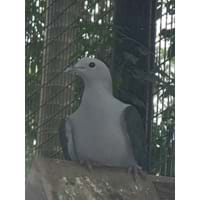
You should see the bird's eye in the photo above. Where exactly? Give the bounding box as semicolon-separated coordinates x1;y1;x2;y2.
89;62;96;68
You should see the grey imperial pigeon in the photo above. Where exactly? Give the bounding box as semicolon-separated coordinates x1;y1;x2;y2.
59;57;146;177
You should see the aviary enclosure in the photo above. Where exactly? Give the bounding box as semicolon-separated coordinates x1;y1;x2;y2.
26;0;175;178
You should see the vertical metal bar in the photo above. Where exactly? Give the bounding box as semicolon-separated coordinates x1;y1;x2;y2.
156;0;163;175
169;0;175;176
146;0;156;173
37;0;51;156
163;1;169;175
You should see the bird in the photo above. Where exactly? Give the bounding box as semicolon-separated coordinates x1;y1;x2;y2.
59;57;146;178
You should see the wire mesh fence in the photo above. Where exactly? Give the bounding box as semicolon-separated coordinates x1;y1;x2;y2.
26;0;175;177
26;0;114;172
149;0;175;176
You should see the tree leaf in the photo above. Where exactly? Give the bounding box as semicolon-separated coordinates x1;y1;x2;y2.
163;85;175;98
167;42;175;60
160;28;175;40
165;0;175;15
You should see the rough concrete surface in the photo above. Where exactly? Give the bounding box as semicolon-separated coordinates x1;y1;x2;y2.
26;159;174;200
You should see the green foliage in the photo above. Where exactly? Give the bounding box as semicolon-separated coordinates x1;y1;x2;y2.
25;0;46;175
75;0;113;59
151;0;175;176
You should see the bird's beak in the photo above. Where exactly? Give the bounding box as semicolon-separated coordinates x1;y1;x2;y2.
64;65;85;73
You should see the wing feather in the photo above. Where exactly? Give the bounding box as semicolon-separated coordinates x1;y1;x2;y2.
59;118;78;160
123;106;147;170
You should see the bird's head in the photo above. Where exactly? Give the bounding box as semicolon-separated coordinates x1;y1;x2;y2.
65;57;112;87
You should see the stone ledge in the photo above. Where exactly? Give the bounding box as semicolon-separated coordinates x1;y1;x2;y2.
26;159;174;200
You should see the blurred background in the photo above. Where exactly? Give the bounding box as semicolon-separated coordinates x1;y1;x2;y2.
25;0;175;177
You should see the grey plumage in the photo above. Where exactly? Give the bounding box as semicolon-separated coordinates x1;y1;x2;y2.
124;106;146;170
59;118;78;161
59;57;146;170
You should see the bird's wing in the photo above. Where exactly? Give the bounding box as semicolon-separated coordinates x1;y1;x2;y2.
123;106;147;170
59;117;78;160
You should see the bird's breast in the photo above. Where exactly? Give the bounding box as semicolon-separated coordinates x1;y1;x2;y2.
70;103;135;166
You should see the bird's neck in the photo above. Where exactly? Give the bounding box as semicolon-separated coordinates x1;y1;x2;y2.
85;79;113;93
82;81;113;105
